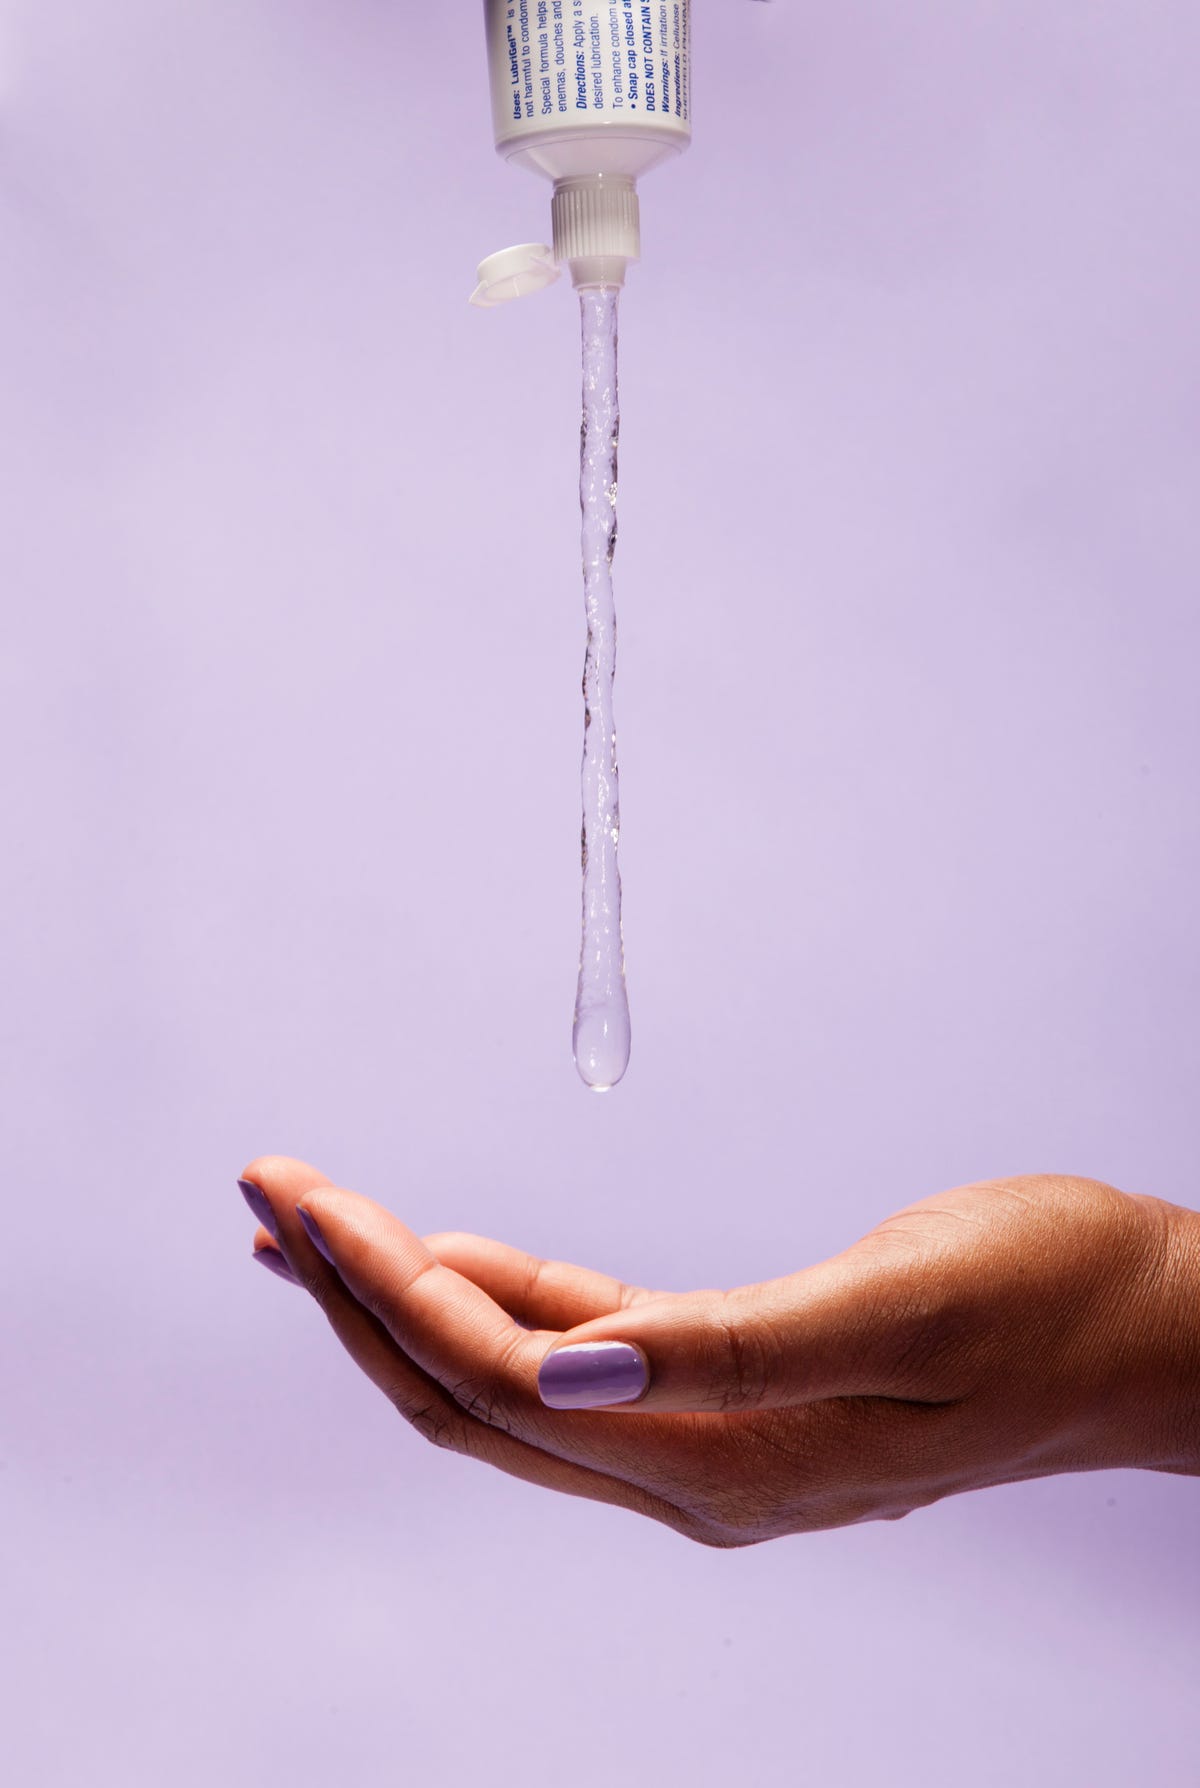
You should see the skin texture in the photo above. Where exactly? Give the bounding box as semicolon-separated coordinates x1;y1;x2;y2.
241;1159;1200;1547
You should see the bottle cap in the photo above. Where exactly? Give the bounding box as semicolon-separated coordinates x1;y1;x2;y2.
552;176;641;290
469;243;561;309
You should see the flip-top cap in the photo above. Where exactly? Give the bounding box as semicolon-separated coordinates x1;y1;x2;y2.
469;243;561;308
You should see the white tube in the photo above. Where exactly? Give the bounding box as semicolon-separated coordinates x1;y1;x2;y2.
483;0;692;286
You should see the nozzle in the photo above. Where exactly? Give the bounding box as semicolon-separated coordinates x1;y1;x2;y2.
551;175;641;291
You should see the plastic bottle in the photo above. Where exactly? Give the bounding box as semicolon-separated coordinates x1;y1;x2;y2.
474;0;691;302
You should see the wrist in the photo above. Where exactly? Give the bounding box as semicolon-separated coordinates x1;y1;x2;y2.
1139;1199;1200;1473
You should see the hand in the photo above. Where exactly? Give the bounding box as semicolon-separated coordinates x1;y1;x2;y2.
240;1163;1200;1546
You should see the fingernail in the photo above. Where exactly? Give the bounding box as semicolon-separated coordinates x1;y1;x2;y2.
238;1178;280;1243
297;1206;334;1265
537;1342;648;1410
254;1246;299;1287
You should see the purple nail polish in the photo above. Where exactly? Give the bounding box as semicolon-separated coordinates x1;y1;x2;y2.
297;1206;334;1265
538;1342;648;1410
254;1246;298;1286
238;1178;280;1243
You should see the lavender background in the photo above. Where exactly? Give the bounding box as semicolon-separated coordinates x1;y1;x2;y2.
4;2;1199;1782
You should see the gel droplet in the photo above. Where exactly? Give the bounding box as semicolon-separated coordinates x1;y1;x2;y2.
572;287;631;1092
573;1001;631;1094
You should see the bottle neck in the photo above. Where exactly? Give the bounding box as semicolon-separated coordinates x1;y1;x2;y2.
551;175;641;291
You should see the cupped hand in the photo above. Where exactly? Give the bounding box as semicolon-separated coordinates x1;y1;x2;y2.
240;1163;1200;1545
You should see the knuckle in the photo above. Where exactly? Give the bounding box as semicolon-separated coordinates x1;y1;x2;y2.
422;1230;471;1258
398;1397;462;1453
711;1293;781;1412
359;1287;398;1331
446;1325;530;1435
521;1253;550;1308
453;1380;518;1438
299;1267;332;1303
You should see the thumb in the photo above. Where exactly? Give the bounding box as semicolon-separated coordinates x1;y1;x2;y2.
536;1254;932;1414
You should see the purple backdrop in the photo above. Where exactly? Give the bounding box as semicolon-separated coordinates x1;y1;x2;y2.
4;3;1198;1782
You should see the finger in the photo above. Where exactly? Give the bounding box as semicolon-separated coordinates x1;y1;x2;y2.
421;1231;652;1330
534;1249;960;1414
253;1240;299;1287
242;1171;691;1536
294;1186;576;1415
238;1155;334;1254
292;1186;692;1472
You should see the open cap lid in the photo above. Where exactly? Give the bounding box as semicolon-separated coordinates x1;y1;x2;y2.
469;243;561;309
